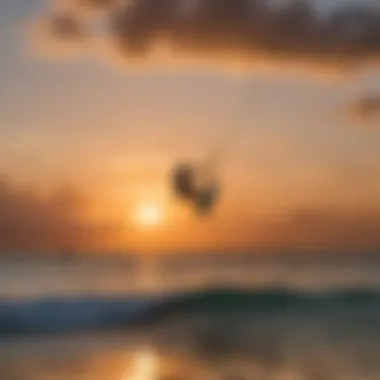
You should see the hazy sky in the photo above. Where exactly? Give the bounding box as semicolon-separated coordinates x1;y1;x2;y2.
1;0;380;254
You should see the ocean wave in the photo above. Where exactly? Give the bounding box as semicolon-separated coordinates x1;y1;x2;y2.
1;287;380;336
0;296;154;336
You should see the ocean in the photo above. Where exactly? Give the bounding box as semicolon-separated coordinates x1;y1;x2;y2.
1;254;380;380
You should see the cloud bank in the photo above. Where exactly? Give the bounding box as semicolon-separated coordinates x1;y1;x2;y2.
257;207;380;251
0;178;123;253
1;176;380;253
28;0;380;73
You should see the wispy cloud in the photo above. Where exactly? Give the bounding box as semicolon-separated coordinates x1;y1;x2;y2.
346;93;380;123
26;11;89;58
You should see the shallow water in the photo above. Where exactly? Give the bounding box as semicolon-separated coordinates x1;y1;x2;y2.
1;255;380;380
1;323;380;380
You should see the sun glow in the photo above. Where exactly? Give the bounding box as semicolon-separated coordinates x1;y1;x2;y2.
133;203;163;228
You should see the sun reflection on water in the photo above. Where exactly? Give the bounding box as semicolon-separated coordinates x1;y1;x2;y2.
122;349;159;380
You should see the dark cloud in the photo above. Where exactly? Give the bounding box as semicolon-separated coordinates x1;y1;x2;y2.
47;12;86;39
65;0;118;9
58;0;121;18
0;178;123;253
29;0;380;73
347;93;380;122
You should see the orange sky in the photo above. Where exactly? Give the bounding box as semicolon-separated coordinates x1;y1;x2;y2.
1;0;380;254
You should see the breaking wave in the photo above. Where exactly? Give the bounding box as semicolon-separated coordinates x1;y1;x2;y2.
1;287;380;336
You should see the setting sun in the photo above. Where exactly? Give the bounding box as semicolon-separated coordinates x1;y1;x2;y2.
133;203;163;228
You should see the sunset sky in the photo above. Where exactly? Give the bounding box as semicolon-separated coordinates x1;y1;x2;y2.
1;0;380;254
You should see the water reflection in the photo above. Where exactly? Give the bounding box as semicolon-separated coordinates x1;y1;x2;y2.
1;305;380;380
1;335;380;380
122;349;158;380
